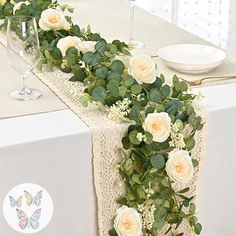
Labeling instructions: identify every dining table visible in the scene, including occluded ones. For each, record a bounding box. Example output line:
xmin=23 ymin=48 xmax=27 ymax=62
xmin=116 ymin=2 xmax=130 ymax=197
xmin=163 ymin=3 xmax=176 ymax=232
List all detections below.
xmin=0 ymin=0 xmax=235 ymax=235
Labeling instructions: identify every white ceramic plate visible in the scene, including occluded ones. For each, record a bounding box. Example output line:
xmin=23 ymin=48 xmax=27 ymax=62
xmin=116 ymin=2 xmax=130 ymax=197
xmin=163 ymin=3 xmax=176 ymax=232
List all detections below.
xmin=157 ymin=44 xmax=226 ymax=74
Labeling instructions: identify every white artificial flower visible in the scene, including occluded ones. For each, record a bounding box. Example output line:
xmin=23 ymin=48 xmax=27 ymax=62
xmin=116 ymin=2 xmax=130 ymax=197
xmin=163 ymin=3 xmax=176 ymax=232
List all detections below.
xmin=138 ymin=201 xmax=156 ymax=231
xmin=169 ymin=123 xmax=186 ymax=149
xmin=39 ymin=8 xmax=70 ymax=31
xmin=108 ymin=98 xmax=131 ymax=123
xmin=77 ymin=40 xmax=96 ymax=53
xmin=0 ymin=0 xmax=6 ymax=6
xmin=114 ymin=206 xmax=142 ymax=236
xmin=129 ymin=55 xmax=156 ymax=84
xmin=13 ymin=1 xmax=30 ymax=14
xmin=136 ymin=132 xmax=145 ymax=142
xmin=166 ymin=149 xmax=194 ymax=183
xmin=57 ymin=36 xmax=81 ymax=57
xmin=143 ymin=112 xmax=171 ymax=143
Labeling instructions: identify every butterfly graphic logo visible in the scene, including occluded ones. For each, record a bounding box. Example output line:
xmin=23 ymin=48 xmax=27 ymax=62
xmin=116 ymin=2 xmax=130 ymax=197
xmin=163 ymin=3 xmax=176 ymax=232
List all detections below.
xmin=16 ymin=208 xmax=41 ymax=230
xmin=24 ymin=190 xmax=43 ymax=206
xmin=9 ymin=196 xmax=23 ymax=208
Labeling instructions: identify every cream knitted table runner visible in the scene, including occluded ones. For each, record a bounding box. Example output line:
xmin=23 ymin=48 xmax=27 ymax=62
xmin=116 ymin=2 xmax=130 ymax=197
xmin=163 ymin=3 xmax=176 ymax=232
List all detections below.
xmin=34 ymin=68 xmax=207 ymax=236
xmin=0 ymin=35 xmax=207 ymax=235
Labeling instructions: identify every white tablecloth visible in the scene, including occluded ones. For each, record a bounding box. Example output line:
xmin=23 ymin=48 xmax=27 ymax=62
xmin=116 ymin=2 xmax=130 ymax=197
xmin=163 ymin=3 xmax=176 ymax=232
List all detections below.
xmin=0 ymin=110 xmax=97 ymax=235
xmin=0 ymin=0 xmax=236 ymax=235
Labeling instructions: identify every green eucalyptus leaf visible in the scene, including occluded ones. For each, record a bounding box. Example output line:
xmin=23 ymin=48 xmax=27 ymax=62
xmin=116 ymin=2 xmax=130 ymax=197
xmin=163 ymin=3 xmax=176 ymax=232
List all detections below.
xmin=175 ymin=119 xmax=184 ymax=131
xmin=155 ymin=104 xmax=165 ymax=112
xmin=189 ymin=203 xmax=196 ymax=215
xmin=129 ymin=106 xmax=140 ymax=123
xmin=129 ymin=130 xmax=141 ymax=145
xmin=149 ymin=88 xmax=164 ymax=103
xmin=72 ymin=65 xmax=86 ymax=82
xmin=83 ymin=52 xmax=94 ymax=64
xmin=173 ymin=74 xmax=179 ymax=85
xmin=51 ymin=47 xmax=62 ymax=60
xmin=118 ymin=86 xmax=127 ymax=97
xmin=109 ymin=44 xmax=118 ymax=54
xmin=150 ymin=154 xmax=165 ymax=169
xmin=144 ymin=132 xmax=153 ymax=144
xmin=160 ymin=84 xmax=172 ymax=97
xmin=104 ymin=51 xmax=115 ymax=59
xmin=69 ymin=76 xmax=78 ymax=82
xmin=90 ymin=33 xmax=101 ymax=41
xmin=131 ymin=84 xmax=142 ymax=95
xmin=155 ymin=206 xmax=167 ymax=219
xmin=107 ymin=79 xmax=120 ymax=97
xmin=107 ymin=72 xmax=122 ymax=82
xmin=194 ymin=223 xmax=202 ymax=235
xmin=122 ymin=48 xmax=131 ymax=55
xmin=161 ymin=178 xmax=169 ymax=187
xmin=95 ymin=66 xmax=109 ymax=79
xmin=131 ymin=174 xmax=142 ymax=184
xmin=95 ymin=39 xmax=108 ymax=53
xmin=137 ymin=186 xmax=146 ymax=199
xmin=123 ymin=75 xmax=135 ymax=87
xmin=60 ymin=65 xmax=72 ymax=73
xmin=111 ymin=60 xmax=125 ymax=73
xmin=175 ymin=81 xmax=188 ymax=93
xmin=79 ymin=94 xmax=91 ymax=107
xmin=189 ymin=216 xmax=198 ymax=226
xmin=177 ymin=187 xmax=190 ymax=194
xmin=92 ymin=86 xmax=107 ymax=102
xmin=73 ymin=25 xmax=81 ymax=36
xmin=185 ymin=137 xmax=195 ymax=151
xmin=109 ymin=228 xmax=118 ymax=236
xmin=66 ymin=47 xmax=78 ymax=56
xmin=192 ymin=159 xmax=199 ymax=168
xmin=153 ymin=218 xmax=165 ymax=230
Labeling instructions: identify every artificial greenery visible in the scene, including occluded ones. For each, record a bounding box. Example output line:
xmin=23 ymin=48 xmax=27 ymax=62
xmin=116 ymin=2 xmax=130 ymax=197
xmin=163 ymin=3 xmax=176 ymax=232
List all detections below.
xmin=1 ymin=1 xmax=203 ymax=235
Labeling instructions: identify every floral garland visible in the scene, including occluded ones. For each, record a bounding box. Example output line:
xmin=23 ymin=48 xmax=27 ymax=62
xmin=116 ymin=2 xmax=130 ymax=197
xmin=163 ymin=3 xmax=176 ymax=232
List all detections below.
xmin=0 ymin=1 xmax=204 ymax=235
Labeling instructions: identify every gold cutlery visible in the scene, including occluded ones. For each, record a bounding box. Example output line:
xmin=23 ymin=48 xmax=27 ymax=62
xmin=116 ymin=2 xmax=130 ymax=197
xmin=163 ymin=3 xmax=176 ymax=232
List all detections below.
xmin=180 ymin=75 xmax=236 ymax=87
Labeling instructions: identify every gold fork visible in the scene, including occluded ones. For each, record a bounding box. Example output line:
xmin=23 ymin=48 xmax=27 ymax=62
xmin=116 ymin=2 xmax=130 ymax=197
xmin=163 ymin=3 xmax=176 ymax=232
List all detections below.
xmin=180 ymin=75 xmax=236 ymax=86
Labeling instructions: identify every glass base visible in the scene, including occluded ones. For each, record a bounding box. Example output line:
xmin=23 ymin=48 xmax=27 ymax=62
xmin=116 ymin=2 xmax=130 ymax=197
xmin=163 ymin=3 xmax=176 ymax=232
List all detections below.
xmin=129 ymin=40 xmax=145 ymax=49
xmin=9 ymin=88 xmax=42 ymax=101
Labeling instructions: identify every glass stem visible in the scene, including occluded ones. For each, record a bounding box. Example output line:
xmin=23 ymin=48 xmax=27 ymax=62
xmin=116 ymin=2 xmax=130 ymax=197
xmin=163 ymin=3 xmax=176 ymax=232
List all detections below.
xmin=21 ymin=76 xmax=28 ymax=94
xmin=129 ymin=0 xmax=135 ymax=42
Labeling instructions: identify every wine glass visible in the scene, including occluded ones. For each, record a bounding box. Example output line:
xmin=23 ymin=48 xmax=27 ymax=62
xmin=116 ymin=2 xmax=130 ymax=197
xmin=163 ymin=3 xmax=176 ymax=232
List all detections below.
xmin=7 ymin=16 xmax=42 ymax=101
xmin=129 ymin=0 xmax=145 ymax=49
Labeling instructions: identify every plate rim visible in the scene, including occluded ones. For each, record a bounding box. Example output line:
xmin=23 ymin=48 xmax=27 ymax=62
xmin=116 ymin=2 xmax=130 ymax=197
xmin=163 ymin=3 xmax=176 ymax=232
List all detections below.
xmin=157 ymin=43 xmax=226 ymax=66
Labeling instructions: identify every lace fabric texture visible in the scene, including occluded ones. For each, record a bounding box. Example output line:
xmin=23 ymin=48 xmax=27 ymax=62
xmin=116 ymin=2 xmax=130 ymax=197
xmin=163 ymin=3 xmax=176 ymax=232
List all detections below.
xmin=35 ymin=68 xmax=207 ymax=236
xmin=35 ymin=68 xmax=129 ymax=235
xmin=1 ymin=32 xmax=207 ymax=235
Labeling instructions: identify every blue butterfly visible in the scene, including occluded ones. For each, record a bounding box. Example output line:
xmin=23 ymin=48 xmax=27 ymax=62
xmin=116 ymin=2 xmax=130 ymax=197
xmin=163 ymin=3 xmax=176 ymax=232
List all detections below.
xmin=9 ymin=195 xmax=23 ymax=208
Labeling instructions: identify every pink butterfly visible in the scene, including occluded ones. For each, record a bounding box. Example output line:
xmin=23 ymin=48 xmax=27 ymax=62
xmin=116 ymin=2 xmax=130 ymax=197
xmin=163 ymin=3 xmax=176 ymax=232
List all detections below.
xmin=16 ymin=208 xmax=41 ymax=230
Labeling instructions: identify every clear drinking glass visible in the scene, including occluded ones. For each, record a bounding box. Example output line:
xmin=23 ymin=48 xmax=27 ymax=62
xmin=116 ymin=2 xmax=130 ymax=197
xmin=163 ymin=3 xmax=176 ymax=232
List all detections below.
xmin=7 ymin=16 xmax=42 ymax=101
xmin=129 ymin=0 xmax=144 ymax=49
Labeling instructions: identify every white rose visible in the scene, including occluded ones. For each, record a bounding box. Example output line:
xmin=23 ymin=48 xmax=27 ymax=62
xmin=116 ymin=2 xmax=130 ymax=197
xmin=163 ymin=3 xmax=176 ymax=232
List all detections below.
xmin=166 ymin=149 xmax=194 ymax=183
xmin=57 ymin=36 xmax=81 ymax=57
xmin=0 ymin=0 xmax=6 ymax=5
xmin=129 ymin=54 xmax=156 ymax=84
xmin=13 ymin=1 xmax=30 ymax=14
xmin=114 ymin=206 xmax=142 ymax=236
xmin=39 ymin=8 xmax=70 ymax=31
xmin=77 ymin=41 xmax=96 ymax=53
xmin=143 ymin=112 xmax=171 ymax=143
